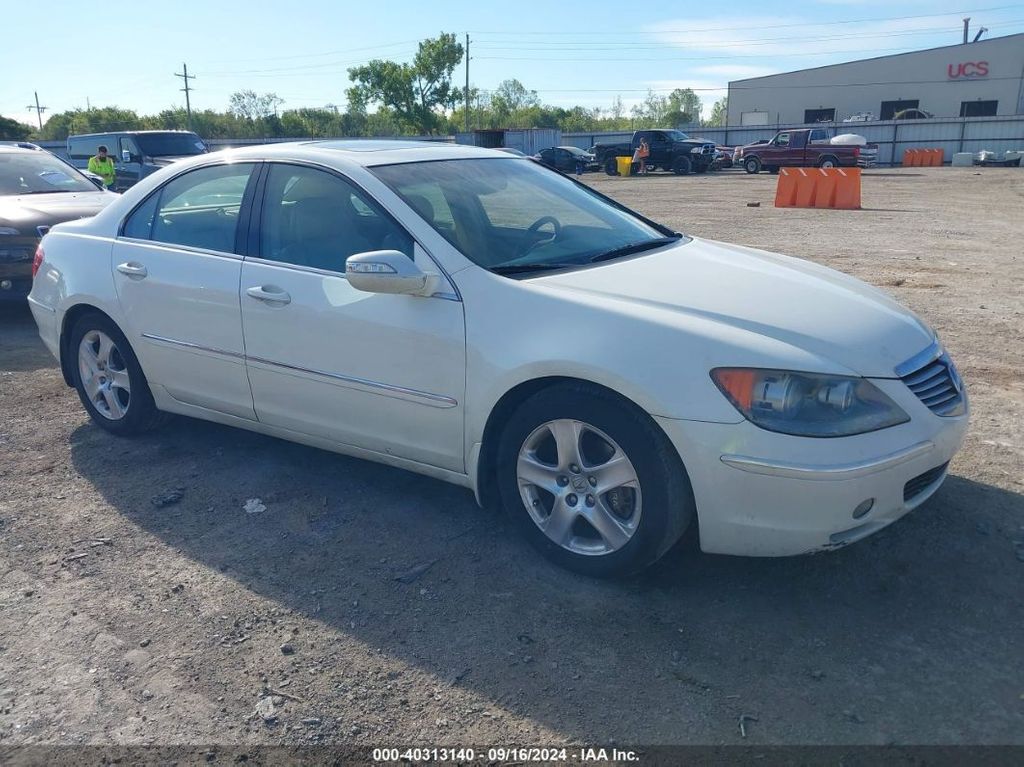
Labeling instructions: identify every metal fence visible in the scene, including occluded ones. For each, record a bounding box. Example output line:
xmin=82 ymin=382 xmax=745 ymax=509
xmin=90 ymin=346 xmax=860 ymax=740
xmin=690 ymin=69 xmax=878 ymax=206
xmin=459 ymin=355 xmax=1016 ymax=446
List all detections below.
xmin=561 ymin=115 xmax=1024 ymax=165
xmin=33 ymin=115 xmax=1024 ymax=166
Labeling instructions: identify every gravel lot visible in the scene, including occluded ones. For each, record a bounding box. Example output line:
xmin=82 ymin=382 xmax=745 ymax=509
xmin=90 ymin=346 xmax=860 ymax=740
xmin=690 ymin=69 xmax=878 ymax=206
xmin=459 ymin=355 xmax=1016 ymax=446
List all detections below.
xmin=1 ymin=167 xmax=1022 ymax=748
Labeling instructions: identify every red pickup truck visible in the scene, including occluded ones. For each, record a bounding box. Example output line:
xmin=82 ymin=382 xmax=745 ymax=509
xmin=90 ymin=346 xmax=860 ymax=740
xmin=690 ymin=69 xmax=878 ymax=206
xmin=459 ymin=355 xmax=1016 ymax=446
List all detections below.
xmin=735 ymin=128 xmax=877 ymax=174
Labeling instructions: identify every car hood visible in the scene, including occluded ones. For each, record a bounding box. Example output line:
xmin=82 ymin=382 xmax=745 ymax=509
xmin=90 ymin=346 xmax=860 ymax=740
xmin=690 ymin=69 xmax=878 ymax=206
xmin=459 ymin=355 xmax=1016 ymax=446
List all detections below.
xmin=534 ymin=237 xmax=933 ymax=377
xmin=0 ymin=191 xmax=116 ymax=231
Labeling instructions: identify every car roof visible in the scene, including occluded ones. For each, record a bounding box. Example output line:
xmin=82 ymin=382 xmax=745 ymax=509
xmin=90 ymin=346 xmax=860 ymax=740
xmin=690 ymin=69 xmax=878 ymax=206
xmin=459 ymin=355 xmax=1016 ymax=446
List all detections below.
xmin=0 ymin=145 xmax=45 ymax=155
xmin=69 ymin=130 xmax=200 ymax=138
xmin=220 ymin=140 xmax=516 ymax=167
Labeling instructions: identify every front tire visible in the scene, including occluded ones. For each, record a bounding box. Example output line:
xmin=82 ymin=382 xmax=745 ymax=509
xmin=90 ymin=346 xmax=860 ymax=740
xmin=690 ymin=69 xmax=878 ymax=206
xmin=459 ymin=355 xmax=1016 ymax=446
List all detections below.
xmin=672 ymin=156 xmax=692 ymax=175
xmin=69 ymin=312 xmax=165 ymax=436
xmin=744 ymin=156 xmax=761 ymax=174
xmin=496 ymin=383 xmax=695 ymax=577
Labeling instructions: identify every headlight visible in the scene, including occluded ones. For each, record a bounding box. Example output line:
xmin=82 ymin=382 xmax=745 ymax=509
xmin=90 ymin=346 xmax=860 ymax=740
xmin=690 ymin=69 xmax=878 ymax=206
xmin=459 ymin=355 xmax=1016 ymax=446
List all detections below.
xmin=710 ymin=368 xmax=910 ymax=437
xmin=690 ymin=146 xmax=704 ymax=154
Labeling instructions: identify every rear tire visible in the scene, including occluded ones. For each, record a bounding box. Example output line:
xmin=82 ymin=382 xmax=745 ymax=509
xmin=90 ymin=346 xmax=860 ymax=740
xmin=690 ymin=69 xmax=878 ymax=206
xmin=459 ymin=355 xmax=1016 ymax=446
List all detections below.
xmin=672 ymin=156 xmax=692 ymax=175
xmin=818 ymin=156 xmax=838 ymax=169
xmin=744 ymin=156 xmax=761 ymax=174
xmin=69 ymin=312 xmax=165 ymax=436
xmin=496 ymin=382 xmax=695 ymax=577
xmin=604 ymin=158 xmax=619 ymax=176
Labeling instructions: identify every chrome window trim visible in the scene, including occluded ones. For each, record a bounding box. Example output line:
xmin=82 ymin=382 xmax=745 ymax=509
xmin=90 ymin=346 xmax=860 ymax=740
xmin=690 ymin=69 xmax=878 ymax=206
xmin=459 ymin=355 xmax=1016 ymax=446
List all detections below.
xmin=140 ymin=332 xmax=458 ymax=408
xmin=240 ymin=254 xmax=461 ymax=302
xmin=117 ymin=236 xmax=244 ymax=261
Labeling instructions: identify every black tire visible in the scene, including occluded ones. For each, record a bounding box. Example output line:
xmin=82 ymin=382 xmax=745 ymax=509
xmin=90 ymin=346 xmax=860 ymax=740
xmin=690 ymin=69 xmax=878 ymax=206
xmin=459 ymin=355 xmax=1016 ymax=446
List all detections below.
xmin=604 ymin=158 xmax=619 ymax=176
xmin=695 ymin=164 xmax=708 ymax=174
xmin=69 ymin=312 xmax=165 ymax=436
xmin=672 ymin=156 xmax=692 ymax=175
xmin=744 ymin=156 xmax=761 ymax=174
xmin=496 ymin=382 xmax=695 ymax=577
xmin=818 ymin=155 xmax=839 ymax=169
xmin=768 ymin=166 xmax=779 ymax=175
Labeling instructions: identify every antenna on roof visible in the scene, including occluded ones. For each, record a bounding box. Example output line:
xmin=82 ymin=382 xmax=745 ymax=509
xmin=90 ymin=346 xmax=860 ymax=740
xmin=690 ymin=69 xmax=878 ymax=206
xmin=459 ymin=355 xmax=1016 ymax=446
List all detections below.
xmin=973 ymin=27 xmax=988 ymax=43
xmin=962 ymin=17 xmax=970 ymax=44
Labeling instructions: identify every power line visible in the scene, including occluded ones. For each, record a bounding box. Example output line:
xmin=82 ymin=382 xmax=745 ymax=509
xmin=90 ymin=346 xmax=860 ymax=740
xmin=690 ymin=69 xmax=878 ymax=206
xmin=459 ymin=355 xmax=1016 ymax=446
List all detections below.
xmin=467 ymin=4 xmax=1024 ymax=35
xmin=175 ymin=63 xmax=196 ymax=129
xmin=472 ymin=20 xmax=1024 ymax=50
xmin=26 ymin=91 xmax=47 ymax=130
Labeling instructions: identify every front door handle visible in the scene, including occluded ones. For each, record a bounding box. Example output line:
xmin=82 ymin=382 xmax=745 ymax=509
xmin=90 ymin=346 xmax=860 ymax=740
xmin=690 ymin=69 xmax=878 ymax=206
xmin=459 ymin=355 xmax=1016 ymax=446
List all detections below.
xmin=246 ymin=285 xmax=291 ymax=305
xmin=116 ymin=262 xmax=147 ymax=278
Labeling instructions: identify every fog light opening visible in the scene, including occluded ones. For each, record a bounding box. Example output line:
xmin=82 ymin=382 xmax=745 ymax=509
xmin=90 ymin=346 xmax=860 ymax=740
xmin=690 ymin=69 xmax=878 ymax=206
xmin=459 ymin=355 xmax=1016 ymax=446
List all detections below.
xmin=852 ymin=498 xmax=875 ymax=520
xmin=0 ymin=279 xmax=12 ymax=290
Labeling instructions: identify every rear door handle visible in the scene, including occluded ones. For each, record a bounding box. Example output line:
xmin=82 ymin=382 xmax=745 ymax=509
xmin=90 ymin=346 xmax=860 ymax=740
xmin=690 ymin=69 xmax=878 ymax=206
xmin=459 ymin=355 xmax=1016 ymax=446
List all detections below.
xmin=116 ymin=262 xmax=147 ymax=278
xmin=246 ymin=285 xmax=291 ymax=305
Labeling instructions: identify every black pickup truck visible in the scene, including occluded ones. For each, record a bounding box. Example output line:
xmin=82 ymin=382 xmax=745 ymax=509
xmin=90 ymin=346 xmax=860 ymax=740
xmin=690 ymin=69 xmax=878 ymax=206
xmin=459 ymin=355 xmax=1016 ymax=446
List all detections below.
xmin=591 ymin=129 xmax=717 ymax=175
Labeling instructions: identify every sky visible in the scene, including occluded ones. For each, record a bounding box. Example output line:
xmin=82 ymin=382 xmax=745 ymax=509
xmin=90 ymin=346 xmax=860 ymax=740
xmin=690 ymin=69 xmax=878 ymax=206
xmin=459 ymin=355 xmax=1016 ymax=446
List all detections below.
xmin=4 ymin=0 xmax=1024 ymax=129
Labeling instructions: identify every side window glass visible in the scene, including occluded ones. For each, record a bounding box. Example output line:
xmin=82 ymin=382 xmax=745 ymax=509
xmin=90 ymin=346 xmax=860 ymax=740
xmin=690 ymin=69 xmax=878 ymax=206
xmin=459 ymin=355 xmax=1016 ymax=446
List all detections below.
xmin=122 ymin=193 xmax=160 ymax=240
xmin=259 ymin=164 xmax=413 ymax=272
xmin=776 ymin=133 xmax=790 ymax=146
xmin=144 ymin=163 xmax=253 ymax=252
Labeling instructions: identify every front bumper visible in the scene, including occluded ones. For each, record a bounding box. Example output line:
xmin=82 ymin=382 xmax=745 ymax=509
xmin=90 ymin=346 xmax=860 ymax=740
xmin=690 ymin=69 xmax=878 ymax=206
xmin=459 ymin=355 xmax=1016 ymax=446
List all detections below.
xmin=655 ymin=379 xmax=968 ymax=556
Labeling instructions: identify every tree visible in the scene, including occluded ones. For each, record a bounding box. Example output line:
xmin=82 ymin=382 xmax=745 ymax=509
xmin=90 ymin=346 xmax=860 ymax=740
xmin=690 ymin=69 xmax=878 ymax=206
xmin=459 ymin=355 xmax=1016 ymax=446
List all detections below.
xmin=491 ymin=79 xmax=539 ymax=116
xmin=346 ymin=32 xmax=464 ymax=134
xmin=37 ymin=107 xmax=143 ymax=140
xmin=229 ymin=90 xmax=285 ymax=121
xmin=0 ymin=116 xmax=33 ymax=140
xmin=665 ymin=88 xmax=702 ymax=125
xmin=707 ymin=97 xmax=728 ymax=127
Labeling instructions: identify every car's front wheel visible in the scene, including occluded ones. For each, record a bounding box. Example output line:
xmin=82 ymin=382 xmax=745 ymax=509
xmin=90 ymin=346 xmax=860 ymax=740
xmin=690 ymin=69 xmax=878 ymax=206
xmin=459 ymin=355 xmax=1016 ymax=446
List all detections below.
xmin=497 ymin=383 xmax=695 ymax=577
xmin=744 ymin=156 xmax=761 ymax=174
xmin=69 ymin=312 xmax=165 ymax=435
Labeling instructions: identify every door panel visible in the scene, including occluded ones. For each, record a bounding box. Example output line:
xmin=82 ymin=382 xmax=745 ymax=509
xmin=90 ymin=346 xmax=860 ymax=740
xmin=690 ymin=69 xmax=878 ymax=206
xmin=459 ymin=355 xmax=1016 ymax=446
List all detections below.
xmin=240 ymin=257 xmax=466 ymax=470
xmin=112 ymin=162 xmax=258 ymax=419
xmin=241 ymin=162 xmax=466 ymax=471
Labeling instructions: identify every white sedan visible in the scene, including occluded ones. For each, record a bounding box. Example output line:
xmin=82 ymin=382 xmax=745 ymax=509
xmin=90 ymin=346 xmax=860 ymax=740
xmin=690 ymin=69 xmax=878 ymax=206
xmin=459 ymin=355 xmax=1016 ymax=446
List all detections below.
xmin=27 ymin=141 xmax=968 ymax=576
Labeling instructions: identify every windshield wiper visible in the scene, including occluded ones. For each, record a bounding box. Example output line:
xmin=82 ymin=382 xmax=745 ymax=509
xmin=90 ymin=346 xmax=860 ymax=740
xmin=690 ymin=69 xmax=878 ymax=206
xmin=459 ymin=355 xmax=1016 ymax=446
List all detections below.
xmin=587 ymin=235 xmax=682 ymax=264
xmin=490 ymin=262 xmax=581 ymax=275
xmin=15 ymin=189 xmax=79 ymax=195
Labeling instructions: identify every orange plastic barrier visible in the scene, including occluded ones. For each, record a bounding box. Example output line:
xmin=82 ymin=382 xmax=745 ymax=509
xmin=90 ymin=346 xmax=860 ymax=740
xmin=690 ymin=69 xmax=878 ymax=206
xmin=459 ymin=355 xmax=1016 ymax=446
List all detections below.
xmin=903 ymin=148 xmax=943 ymax=166
xmin=774 ymin=167 xmax=861 ymax=210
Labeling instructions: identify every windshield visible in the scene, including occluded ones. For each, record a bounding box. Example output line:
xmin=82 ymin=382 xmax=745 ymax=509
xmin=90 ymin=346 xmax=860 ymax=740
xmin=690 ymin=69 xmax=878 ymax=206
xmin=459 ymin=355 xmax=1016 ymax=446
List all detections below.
xmin=371 ymin=158 xmax=683 ymax=273
xmin=663 ymin=130 xmax=690 ymax=141
xmin=0 ymin=152 xmax=97 ymax=195
xmin=563 ymin=146 xmax=589 ymax=156
xmin=134 ymin=132 xmax=208 ymax=157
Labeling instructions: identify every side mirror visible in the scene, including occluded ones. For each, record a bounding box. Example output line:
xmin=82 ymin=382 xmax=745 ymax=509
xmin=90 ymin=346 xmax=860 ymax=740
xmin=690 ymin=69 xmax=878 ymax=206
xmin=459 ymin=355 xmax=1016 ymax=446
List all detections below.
xmin=346 ymin=250 xmax=438 ymax=296
xmin=121 ymin=149 xmax=132 ymax=163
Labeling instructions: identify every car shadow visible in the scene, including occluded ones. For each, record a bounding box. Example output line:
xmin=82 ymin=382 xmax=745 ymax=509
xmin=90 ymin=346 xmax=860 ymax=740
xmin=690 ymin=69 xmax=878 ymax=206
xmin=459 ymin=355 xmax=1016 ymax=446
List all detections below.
xmin=66 ymin=415 xmax=1024 ymax=743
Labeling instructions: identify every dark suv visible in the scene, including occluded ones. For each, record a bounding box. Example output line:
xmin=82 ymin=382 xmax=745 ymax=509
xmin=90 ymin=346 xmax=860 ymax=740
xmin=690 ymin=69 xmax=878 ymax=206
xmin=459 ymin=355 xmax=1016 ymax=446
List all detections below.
xmin=67 ymin=130 xmax=208 ymax=191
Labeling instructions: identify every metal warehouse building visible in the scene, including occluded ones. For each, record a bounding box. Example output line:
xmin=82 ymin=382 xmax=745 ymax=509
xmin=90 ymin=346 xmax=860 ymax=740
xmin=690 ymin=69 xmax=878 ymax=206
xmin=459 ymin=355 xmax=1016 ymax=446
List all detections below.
xmin=727 ymin=33 xmax=1024 ymax=126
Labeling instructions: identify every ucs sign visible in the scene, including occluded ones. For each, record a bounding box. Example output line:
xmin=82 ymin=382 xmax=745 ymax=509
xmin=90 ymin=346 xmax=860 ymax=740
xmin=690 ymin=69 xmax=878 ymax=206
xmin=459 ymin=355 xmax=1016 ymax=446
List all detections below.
xmin=948 ymin=61 xmax=989 ymax=79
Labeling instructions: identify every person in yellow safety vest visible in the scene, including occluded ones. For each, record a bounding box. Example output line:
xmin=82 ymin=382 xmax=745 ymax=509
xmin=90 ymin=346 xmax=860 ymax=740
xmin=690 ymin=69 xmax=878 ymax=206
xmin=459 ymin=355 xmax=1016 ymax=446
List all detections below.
xmin=87 ymin=145 xmax=116 ymax=190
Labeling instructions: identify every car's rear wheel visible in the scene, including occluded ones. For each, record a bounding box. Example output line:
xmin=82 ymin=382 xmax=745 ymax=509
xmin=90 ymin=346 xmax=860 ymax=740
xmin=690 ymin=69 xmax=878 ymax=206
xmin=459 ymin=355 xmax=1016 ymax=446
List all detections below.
xmin=744 ymin=156 xmax=761 ymax=174
xmin=70 ymin=312 xmax=165 ymax=436
xmin=604 ymin=158 xmax=619 ymax=176
xmin=818 ymin=156 xmax=838 ymax=169
xmin=497 ymin=383 xmax=695 ymax=577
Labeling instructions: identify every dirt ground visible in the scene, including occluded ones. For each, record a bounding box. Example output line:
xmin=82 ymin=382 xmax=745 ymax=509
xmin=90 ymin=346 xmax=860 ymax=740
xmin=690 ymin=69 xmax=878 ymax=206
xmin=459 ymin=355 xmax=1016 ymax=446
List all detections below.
xmin=1 ymin=167 xmax=1022 ymax=749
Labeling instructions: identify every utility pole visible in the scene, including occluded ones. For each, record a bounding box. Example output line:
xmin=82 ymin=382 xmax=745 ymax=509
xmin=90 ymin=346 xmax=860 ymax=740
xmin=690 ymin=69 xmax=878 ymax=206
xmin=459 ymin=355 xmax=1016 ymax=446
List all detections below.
xmin=175 ymin=63 xmax=196 ymax=129
xmin=26 ymin=91 xmax=47 ymax=131
xmin=464 ymin=34 xmax=470 ymax=134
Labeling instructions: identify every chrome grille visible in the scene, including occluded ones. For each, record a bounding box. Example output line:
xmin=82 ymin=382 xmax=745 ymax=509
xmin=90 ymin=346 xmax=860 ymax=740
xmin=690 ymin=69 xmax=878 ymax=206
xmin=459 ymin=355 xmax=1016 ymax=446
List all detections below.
xmin=896 ymin=343 xmax=965 ymax=417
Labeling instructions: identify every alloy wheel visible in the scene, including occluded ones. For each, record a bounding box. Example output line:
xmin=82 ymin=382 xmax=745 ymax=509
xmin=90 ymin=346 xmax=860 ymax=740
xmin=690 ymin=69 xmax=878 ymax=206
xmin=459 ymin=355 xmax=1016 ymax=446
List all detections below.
xmin=516 ymin=418 xmax=642 ymax=556
xmin=78 ymin=330 xmax=131 ymax=420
